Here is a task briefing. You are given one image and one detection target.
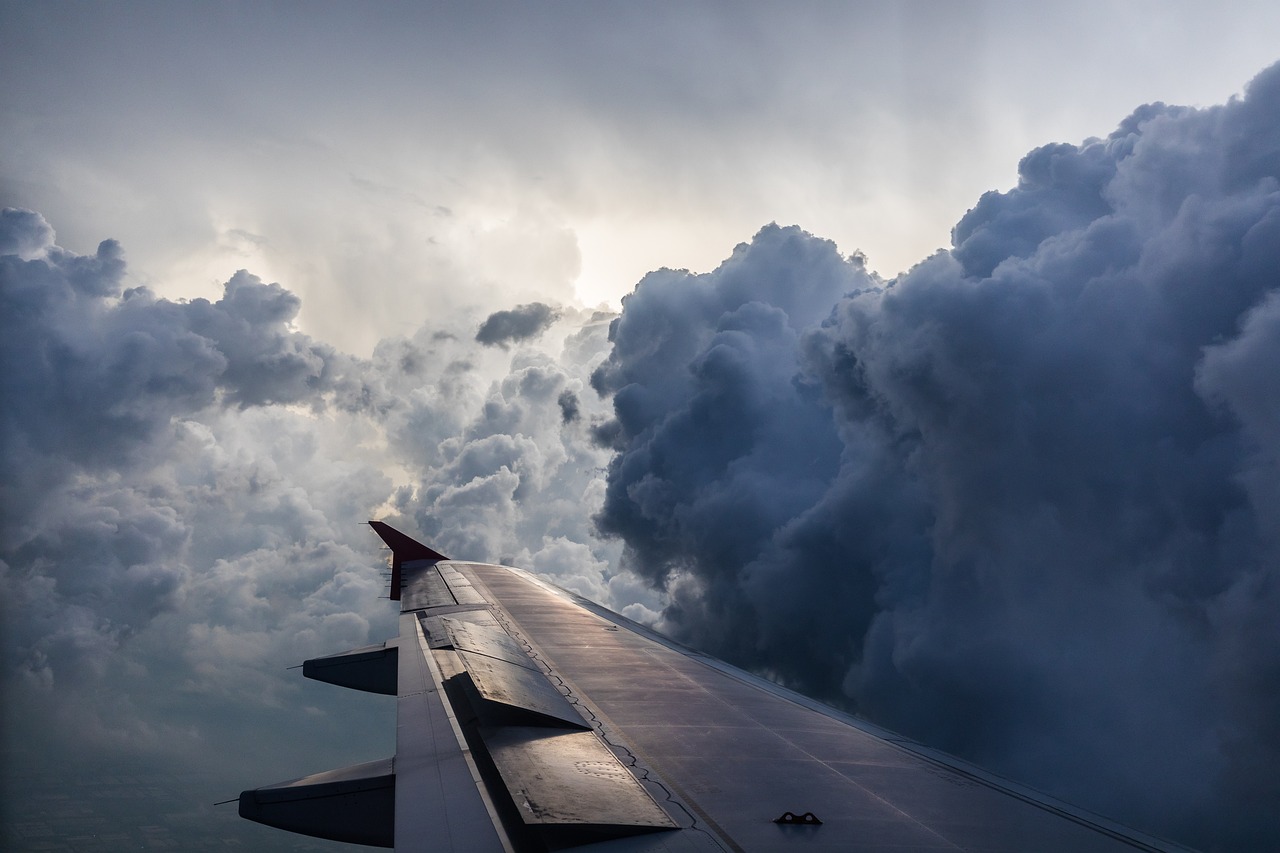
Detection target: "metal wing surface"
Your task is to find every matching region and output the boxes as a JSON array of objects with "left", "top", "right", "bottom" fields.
[{"left": 239, "top": 522, "right": 1193, "bottom": 852}]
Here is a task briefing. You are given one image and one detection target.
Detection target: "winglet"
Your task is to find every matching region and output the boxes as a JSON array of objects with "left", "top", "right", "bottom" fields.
[{"left": 368, "top": 520, "right": 448, "bottom": 601}]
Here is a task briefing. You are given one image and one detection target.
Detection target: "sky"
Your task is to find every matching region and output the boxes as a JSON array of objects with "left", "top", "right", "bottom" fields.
[{"left": 3, "top": 2, "right": 1280, "bottom": 851}]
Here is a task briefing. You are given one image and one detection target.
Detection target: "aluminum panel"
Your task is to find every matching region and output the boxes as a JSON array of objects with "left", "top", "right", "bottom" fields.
[
  {"left": 443, "top": 617, "right": 537, "bottom": 670},
  {"left": 439, "top": 563, "right": 488, "bottom": 605},
  {"left": 481, "top": 727, "right": 676, "bottom": 832},
  {"left": 400, "top": 564, "right": 454, "bottom": 611},
  {"left": 421, "top": 611, "right": 499, "bottom": 650},
  {"left": 457, "top": 649, "right": 589, "bottom": 729}
]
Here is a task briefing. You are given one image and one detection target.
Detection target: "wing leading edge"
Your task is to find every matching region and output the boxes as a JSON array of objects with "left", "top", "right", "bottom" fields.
[{"left": 238, "top": 521, "right": 1193, "bottom": 853}]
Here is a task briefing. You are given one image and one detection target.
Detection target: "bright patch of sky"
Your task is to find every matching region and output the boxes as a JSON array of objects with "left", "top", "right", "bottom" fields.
[{"left": 4, "top": 2, "right": 1279, "bottom": 354}]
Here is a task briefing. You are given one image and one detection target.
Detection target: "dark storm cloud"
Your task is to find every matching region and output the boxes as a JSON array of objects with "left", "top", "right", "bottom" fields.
[
  {"left": 0, "top": 212, "right": 357, "bottom": 485},
  {"left": 475, "top": 301, "right": 560, "bottom": 348},
  {"left": 0, "top": 207, "right": 55, "bottom": 258},
  {"left": 590, "top": 223, "right": 868, "bottom": 608},
  {"left": 591, "top": 65, "right": 1280, "bottom": 851},
  {"left": 557, "top": 388, "right": 581, "bottom": 423}
]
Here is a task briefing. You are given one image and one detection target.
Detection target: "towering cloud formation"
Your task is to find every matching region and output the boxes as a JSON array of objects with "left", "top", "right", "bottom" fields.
[
  {"left": 589, "top": 225, "right": 870, "bottom": 680},
  {"left": 591, "top": 64, "right": 1280, "bottom": 850}
]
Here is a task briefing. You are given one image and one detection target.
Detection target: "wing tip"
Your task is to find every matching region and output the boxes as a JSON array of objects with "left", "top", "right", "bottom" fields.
[{"left": 367, "top": 519, "right": 449, "bottom": 563}]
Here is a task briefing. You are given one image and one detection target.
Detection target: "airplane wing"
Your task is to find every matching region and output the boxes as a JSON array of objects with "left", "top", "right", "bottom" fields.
[{"left": 238, "top": 521, "right": 1192, "bottom": 852}]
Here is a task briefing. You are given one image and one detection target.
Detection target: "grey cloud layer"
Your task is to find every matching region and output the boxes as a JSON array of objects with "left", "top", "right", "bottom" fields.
[{"left": 590, "top": 64, "right": 1280, "bottom": 850}]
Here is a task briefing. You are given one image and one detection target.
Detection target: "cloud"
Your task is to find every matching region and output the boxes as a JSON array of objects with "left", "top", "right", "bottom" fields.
[
  {"left": 588, "top": 225, "right": 868, "bottom": 638},
  {"left": 399, "top": 334, "right": 618, "bottom": 570},
  {"left": 5, "top": 58, "right": 1280, "bottom": 853},
  {"left": 589, "top": 63, "right": 1280, "bottom": 851},
  {"left": 0, "top": 207, "right": 55, "bottom": 259},
  {"left": 0, "top": 211, "right": 638, "bottom": 851},
  {"left": 475, "top": 301, "right": 562, "bottom": 348},
  {"left": 0, "top": 212, "right": 406, "bottom": 849},
  {"left": 0, "top": 213, "right": 619, "bottom": 719}
]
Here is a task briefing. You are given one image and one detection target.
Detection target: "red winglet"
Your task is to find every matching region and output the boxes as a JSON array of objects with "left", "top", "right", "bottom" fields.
[{"left": 368, "top": 520, "right": 448, "bottom": 601}]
